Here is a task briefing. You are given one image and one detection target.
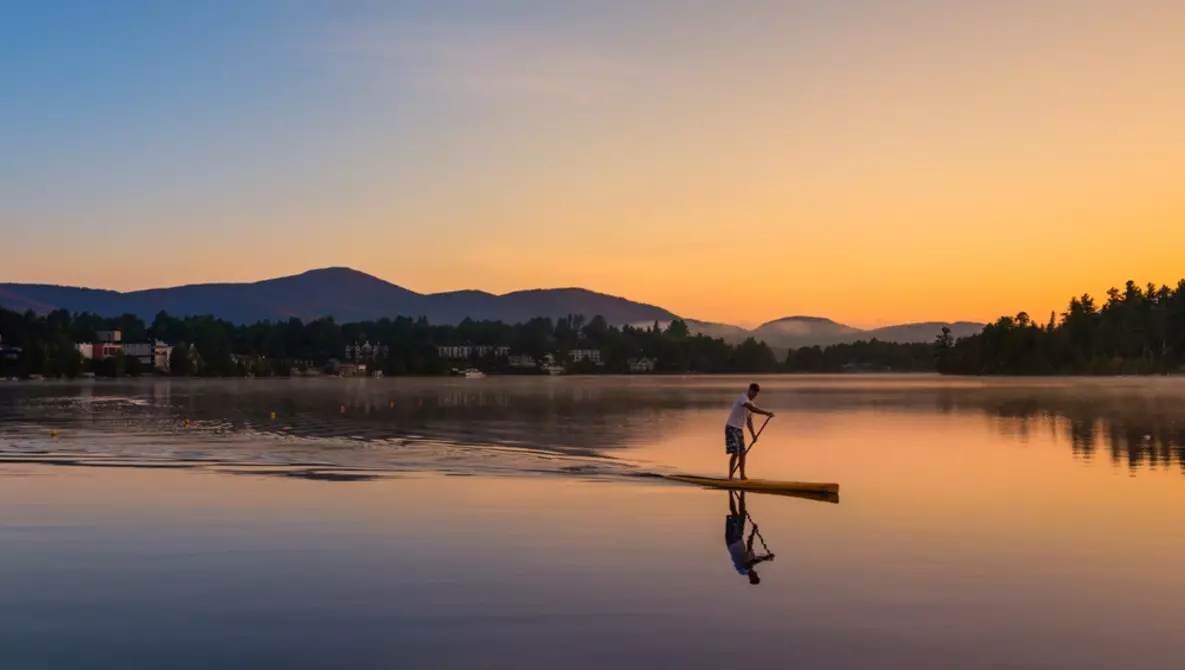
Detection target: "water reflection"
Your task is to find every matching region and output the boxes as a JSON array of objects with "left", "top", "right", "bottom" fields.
[
  {"left": 1, "top": 376, "right": 1184, "bottom": 475},
  {"left": 939, "top": 386, "right": 1185, "bottom": 472},
  {"left": 724, "top": 492, "right": 776, "bottom": 585}
]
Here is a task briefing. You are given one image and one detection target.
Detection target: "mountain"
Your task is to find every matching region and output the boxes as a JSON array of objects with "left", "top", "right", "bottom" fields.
[
  {"left": 700, "top": 316, "right": 983, "bottom": 351},
  {"left": 752, "top": 316, "right": 861, "bottom": 347},
  {"left": 640, "top": 316, "right": 984, "bottom": 349},
  {"left": 0, "top": 268, "right": 678, "bottom": 327},
  {"left": 0, "top": 267, "right": 985, "bottom": 346},
  {"left": 866, "top": 321, "right": 984, "bottom": 344}
]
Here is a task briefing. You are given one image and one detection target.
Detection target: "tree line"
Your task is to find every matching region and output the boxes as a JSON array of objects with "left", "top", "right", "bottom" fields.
[
  {"left": 0, "top": 308, "right": 787, "bottom": 378},
  {"left": 0, "top": 306, "right": 941, "bottom": 379},
  {"left": 936, "top": 280, "right": 1185, "bottom": 375}
]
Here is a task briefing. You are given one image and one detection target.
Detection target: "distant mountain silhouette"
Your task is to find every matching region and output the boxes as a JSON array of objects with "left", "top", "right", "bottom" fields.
[
  {"left": 0, "top": 268, "right": 678, "bottom": 326},
  {"left": 0, "top": 267, "right": 985, "bottom": 346},
  {"left": 671, "top": 316, "right": 983, "bottom": 350},
  {"left": 742, "top": 316, "right": 982, "bottom": 350}
]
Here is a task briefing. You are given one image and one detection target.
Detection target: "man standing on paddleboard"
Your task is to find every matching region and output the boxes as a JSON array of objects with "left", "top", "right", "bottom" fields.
[
  {"left": 726, "top": 491, "right": 775, "bottom": 585},
  {"left": 726, "top": 382, "right": 774, "bottom": 479}
]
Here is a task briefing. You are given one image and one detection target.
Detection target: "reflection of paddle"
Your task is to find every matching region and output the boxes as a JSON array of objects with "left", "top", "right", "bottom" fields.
[{"left": 745, "top": 510, "right": 773, "bottom": 558}]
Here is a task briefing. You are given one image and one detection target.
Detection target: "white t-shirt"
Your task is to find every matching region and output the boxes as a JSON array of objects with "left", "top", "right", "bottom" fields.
[{"left": 726, "top": 393, "right": 752, "bottom": 429}]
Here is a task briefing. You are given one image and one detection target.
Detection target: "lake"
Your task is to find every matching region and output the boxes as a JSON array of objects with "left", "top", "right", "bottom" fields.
[{"left": 1, "top": 375, "right": 1183, "bottom": 669}]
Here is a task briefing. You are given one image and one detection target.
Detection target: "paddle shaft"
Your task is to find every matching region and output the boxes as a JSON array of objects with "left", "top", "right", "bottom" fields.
[{"left": 744, "top": 415, "right": 772, "bottom": 456}]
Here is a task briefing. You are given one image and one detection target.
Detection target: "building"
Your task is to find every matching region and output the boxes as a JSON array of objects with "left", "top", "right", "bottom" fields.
[
  {"left": 569, "top": 349, "right": 603, "bottom": 365},
  {"left": 95, "top": 330, "right": 122, "bottom": 343},
  {"left": 628, "top": 357, "right": 657, "bottom": 373},
  {"left": 437, "top": 345, "right": 472, "bottom": 360},
  {"left": 508, "top": 355, "right": 536, "bottom": 369},
  {"left": 80, "top": 341, "right": 123, "bottom": 360},
  {"left": 437, "top": 345, "right": 510, "bottom": 360},
  {"left": 345, "top": 341, "right": 389, "bottom": 361},
  {"left": 96, "top": 342, "right": 122, "bottom": 359},
  {"left": 123, "top": 341, "right": 173, "bottom": 371}
]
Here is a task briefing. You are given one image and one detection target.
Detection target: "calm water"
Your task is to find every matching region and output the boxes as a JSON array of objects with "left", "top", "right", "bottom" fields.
[{"left": 1, "top": 376, "right": 1183, "bottom": 669}]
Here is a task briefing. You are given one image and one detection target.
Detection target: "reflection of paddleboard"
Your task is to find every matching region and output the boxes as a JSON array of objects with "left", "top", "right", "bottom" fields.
[{"left": 664, "top": 474, "right": 839, "bottom": 496}]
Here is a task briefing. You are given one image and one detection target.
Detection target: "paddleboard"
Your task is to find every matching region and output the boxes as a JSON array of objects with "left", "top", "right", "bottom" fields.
[{"left": 664, "top": 474, "right": 839, "bottom": 496}]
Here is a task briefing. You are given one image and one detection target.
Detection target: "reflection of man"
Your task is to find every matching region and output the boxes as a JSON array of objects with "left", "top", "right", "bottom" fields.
[
  {"left": 725, "top": 492, "right": 775, "bottom": 585},
  {"left": 726, "top": 383, "right": 774, "bottom": 479}
]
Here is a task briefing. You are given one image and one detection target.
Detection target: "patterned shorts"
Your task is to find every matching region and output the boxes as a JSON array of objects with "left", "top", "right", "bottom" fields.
[{"left": 725, "top": 426, "right": 745, "bottom": 454}]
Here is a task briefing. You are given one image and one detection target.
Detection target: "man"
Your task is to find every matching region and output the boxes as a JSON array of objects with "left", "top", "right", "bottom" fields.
[
  {"left": 726, "top": 382, "right": 774, "bottom": 479},
  {"left": 725, "top": 491, "right": 775, "bottom": 585}
]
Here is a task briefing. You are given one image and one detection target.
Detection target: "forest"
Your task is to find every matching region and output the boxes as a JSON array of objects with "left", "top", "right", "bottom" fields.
[{"left": 936, "top": 280, "right": 1185, "bottom": 375}]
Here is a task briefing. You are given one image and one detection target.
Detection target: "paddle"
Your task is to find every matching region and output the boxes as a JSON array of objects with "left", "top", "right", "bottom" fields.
[{"left": 744, "top": 415, "right": 772, "bottom": 456}]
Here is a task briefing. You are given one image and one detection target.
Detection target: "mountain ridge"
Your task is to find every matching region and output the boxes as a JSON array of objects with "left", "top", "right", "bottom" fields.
[{"left": 0, "top": 267, "right": 984, "bottom": 347}]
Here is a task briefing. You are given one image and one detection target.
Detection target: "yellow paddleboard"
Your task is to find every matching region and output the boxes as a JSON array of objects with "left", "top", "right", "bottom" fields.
[{"left": 664, "top": 474, "right": 839, "bottom": 496}]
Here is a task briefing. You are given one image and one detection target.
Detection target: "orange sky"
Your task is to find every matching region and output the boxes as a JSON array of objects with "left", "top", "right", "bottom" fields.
[{"left": 3, "top": 1, "right": 1184, "bottom": 328}]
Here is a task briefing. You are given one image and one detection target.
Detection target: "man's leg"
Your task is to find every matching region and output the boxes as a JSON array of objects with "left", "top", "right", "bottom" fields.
[{"left": 738, "top": 446, "right": 747, "bottom": 479}]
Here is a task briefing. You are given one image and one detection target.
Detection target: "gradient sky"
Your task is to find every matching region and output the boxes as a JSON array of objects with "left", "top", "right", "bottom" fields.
[{"left": 2, "top": 1, "right": 1183, "bottom": 328}]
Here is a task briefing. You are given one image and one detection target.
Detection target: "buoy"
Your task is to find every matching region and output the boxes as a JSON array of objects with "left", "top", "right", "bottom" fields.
[
  {"left": 184, "top": 418, "right": 191, "bottom": 426},
  {"left": 389, "top": 401, "right": 395, "bottom": 408},
  {"left": 269, "top": 411, "right": 276, "bottom": 420},
  {"left": 50, "top": 430, "right": 58, "bottom": 438},
  {"left": 340, "top": 405, "right": 346, "bottom": 414}
]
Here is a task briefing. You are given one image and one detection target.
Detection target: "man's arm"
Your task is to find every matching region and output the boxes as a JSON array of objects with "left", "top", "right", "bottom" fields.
[
  {"left": 747, "top": 413, "right": 756, "bottom": 439},
  {"left": 743, "top": 402, "right": 774, "bottom": 417}
]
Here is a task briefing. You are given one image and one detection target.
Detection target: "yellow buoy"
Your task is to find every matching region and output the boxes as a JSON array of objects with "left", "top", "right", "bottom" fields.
[
  {"left": 183, "top": 418, "right": 191, "bottom": 426},
  {"left": 50, "top": 430, "right": 58, "bottom": 438},
  {"left": 269, "top": 411, "right": 276, "bottom": 420},
  {"left": 389, "top": 401, "right": 395, "bottom": 408}
]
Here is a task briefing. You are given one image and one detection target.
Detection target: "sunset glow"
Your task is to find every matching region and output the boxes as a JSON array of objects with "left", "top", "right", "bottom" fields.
[{"left": 3, "top": 1, "right": 1183, "bottom": 328}]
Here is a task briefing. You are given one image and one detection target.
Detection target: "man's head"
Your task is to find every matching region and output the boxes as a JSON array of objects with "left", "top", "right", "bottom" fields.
[
  {"left": 747, "top": 382, "right": 760, "bottom": 400},
  {"left": 748, "top": 570, "right": 761, "bottom": 585}
]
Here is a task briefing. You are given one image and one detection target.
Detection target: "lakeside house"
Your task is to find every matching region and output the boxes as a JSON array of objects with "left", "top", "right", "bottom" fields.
[
  {"left": 628, "top": 357, "right": 657, "bottom": 373},
  {"left": 76, "top": 330, "right": 173, "bottom": 372},
  {"left": 77, "top": 329, "right": 123, "bottom": 361},
  {"left": 437, "top": 345, "right": 510, "bottom": 360},
  {"left": 123, "top": 341, "right": 173, "bottom": 372},
  {"left": 569, "top": 349, "right": 603, "bottom": 365},
  {"left": 345, "top": 341, "right": 389, "bottom": 361},
  {"left": 508, "top": 355, "right": 536, "bottom": 369}
]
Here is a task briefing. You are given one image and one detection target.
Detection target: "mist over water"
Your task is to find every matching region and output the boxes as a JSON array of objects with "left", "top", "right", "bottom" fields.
[{"left": 2, "top": 376, "right": 1182, "bottom": 475}]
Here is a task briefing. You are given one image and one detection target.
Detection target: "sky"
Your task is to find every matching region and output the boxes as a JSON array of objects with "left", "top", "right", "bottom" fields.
[{"left": 2, "top": 1, "right": 1184, "bottom": 328}]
